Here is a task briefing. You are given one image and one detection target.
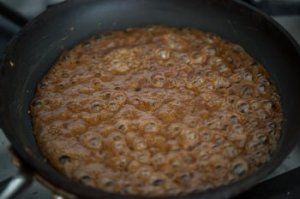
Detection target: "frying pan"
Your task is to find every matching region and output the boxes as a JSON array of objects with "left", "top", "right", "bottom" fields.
[{"left": 1, "top": 0, "right": 300, "bottom": 198}]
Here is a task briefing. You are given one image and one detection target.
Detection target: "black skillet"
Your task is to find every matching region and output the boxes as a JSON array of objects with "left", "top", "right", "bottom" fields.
[{"left": 0, "top": 0, "right": 300, "bottom": 198}]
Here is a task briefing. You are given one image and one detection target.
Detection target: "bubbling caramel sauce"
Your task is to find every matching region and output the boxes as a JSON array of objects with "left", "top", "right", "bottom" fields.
[{"left": 31, "top": 26, "right": 282, "bottom": 196}]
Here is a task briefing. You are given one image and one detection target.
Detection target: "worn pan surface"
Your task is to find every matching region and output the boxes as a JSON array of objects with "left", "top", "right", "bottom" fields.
[{"left": 1, "top": 0, "right": 300, "bottom": 198}]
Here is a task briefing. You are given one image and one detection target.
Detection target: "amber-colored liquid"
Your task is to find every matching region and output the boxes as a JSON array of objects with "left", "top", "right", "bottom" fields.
[{"left": 31, "top": 26, "right": 282, "bottom": 196}]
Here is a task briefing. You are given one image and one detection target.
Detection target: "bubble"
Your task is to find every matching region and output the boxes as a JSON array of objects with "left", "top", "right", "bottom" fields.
[
  {"left": 67, "top": 121, "right": 87, "bottom": 134},
  {"left": 243, "top": 72, "right": 253, "bottom": 81},
  {"left": 175, "top": 172, "right": 193, "bottom": 184},
  {"left": 115, "top": 120, "right": 130, "bottom": 132},
  {"left": 135, "top": 151, "right": 151, "bottom": 163},
  {"left": 230, "top": 115, "right": 239, "bottom": 124},
  {"left": 157, "top": 49, "right": 170, "bottom": 60},
  {"left": 101, "top": 178, "right": 114, "bottom": 188},
  {"left": 145, "top": 135, "right": 166, "bottom": 150},
  {"left": 227, "top": 95, "right": 239, "bottom": 105},
  {"left": 91, "top": 79, "right": 102, "bottom": 90},
  {"left": 151, "top": 73, "right": 166, "bottom": 88},
  {"left": 179, "top": 129, "right": 199, "bottom": 149},
  {"left": 256, "top": 133, "right": 267, "bottom": 143},
  {"left": 114, "top": 86, "right": 121, "bottom": 90},
  {"left": 233, "top": 45, "right": 245, "bottom": 53},
  {"left": 32, "top": 100, "right": 42, "bottom": 107},
  {"left": 101, "top": 91, "right": 112, "bottom": 100},
  {"left": 214, "top": 164, "right": 227, "bottom": 177},
  {"left": 191, "top": 52, "right": 207, "bottom": 65},
  {"left": 267, "top": 122, "right": 276, "bottom": 132},
  {"left": 67, "top": 101, "right": 83, "bottom": 113},
  {"left": 98, "top": 110, "right": 114, "bottom": 121},
  {"left": 209, "top": 57, "right": 223, "bottom": 65},
  {"left": 108, "top": 131, "right": 124, "bottom": 141},
  {"left": 70, "top": 73, "right": 91, "bottom": 84},
  {"left": 95, "top": 70, "right": 114, "bottom": 82},
  {"left": 227, "top": 56, "right": 233, "bottom": 63},
  {"left": 79, "top": 131, "right": 100, "bottom": 147},
  {"left": 58, "top": 155, "right": 71, "bottom": 164},
  {"left": 228, "top": 125, "right": 246, "bottom": 143},
  {"left": 90, "top": 101, "right": 104, "bottom": 112},
  {"left": 125, "top": 131, "right": 137, "bottom": 143},
  {"left": 109, "top": 59, "right": 130, "bottom": 74},
  {"left": 132, "top": 137, "right": 147, "bottom": 150},
  {"left": 186, "top": 131, "right": 198, "bottom": 141},
  {"left": 233, "top": 125, "right": 243, "bottom": 134},
  {"left": 149, "top": 100, "right": 162, "bottom": 111},
  {"left": 214, "top": 134, "right": 225, "bottom": 146},
  {"left": 112, "top": 140, "right": 128, "bottom": 153},
  {"left": 167, "top": 140, "right": 180, "bottom": 151},
  {"left": 200, "top": 131, "right": 211, "bottom": 142},
  {"left": 193, "top": 182, "right": 214, "bottom": 193},
  {"left": 152, "top": 179, "right": 164, "bottom": 186},
  {"left": 250, "top": 130, "right": 268, "bottom": 148},
  {"left": 136, "top": 166, "right": 153, "bottom": 179},
  {"left": 79, "top": 175, "right": 91, "bottom": 185},
  {"left": 166, "top": 152, "right": 183, "bottom": 169},
  {"left": 251, "top": 61, "right": 259, "bottom": 67},
  {"left": 257, "top": 75, "right": 270, "bottom": 86},
  {"left": 167, "top": 123, "right": 184, "bottom": 138},
  {"left": 144, "top": 121, "right": 160, "bottom": 133},
  {"left": 237, "top": 102, "right": 249, "bottom": 113},
  {"left": 246, "top": 138, "right": 267, "bottom": 156},
  {"left": 223, "top": 145, "right": 239, "bottom": 158},
  {"left": 250, "top": 101, "right": 260, "bottom": 111},
  {"left": 107, "top": 101, "right": 120, "bottom": 112},
  {"left": 241, "top": 86, "right": 253, "bottom": 97},
  {"left": 122, "top": 184, "right": 134, "bottom": 194},
  {"left": 112, "top": 155, "right": 129, "bottom": 170},
  {"left": 113, "top": 92, "right": 127, "bottom": 104},
  {"left": 205, "top": 47, "right": 217, "bottom": 56},
  {"left": 214, "top": 76, "right": 230, "bottom": 89},
  {"left": 131, "top": 96, "right": 141, "bottom": 106},
  {"left": 231, "top": 159, "right": 248, "bottom": 177},
  {"left": 134, "top": 87, "right": 142, "bottom": 92},
  {"left": 207, "top": 32, "right": 218, "bottom": 40},
  {"left": 85, "top": 137, "right": 102, "bottom": 150},
  {"left": 257, "top": 84, "right": 265, "bottom": 93},
  {"left": 151, "top": 153, "right": 166, "bottom": 167},
  {"left": 218, "top": 63, "right": 228, "bottom": 72},
  {"left": 81, "top": 112, "right": 101, "bottom": 125},
  {"left": 263, "top": 100, "right": 275, "bottom": 112},
  {"left": 38, "top": 81, "right": 47, "bottom": 89},
  {"left": 256, "top": 109, "right": 267, "bottom": 120},
  {"left": 194, "top": 142, "right": 214, "bottom": 156},
  {"left": 186, "top": 75, "right": 204, "bottom": 90},
  {"left": 184, "top": 115, "right": 199, "bottom": 128},
  {"left": 127, "top": 160, "right": 141, "bottom": 172},
  {"left": 178, "top": 53, "right": 190, "bottom": 64},
  {"left": 229, "top": 73, "right": 242, "bottom": 83}
]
